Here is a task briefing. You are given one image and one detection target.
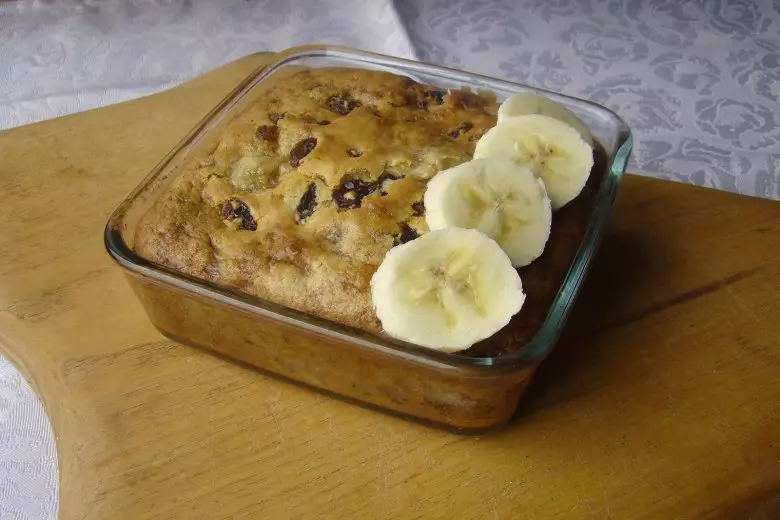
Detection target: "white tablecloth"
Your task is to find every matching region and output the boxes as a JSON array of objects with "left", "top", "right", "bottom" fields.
[{"left": 1, "top": 1, "right": 779, "bottom": 517}]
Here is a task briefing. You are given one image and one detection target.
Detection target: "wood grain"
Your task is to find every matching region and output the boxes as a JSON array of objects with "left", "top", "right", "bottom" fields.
[{"left": 0, "top": 52, "right": 778, "bottom": 520}]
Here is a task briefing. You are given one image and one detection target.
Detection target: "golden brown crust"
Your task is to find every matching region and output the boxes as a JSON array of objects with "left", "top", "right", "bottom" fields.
[{"left": 134, "top": 67, "right": 498, "bottom": 332}]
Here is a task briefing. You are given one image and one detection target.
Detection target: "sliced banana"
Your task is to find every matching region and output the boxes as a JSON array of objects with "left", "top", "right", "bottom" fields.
[
  {"left": 370, "top": 228, "right": 525, "bottom": 352},
  {"left": 474, "top": 114, "right": 594, "bottom": 210},
  {"left": 424, "top": 158, "right": 551, "bottom": 267},
  {"left": 497, "top": 92, "right": 593, "bottom": 145}
]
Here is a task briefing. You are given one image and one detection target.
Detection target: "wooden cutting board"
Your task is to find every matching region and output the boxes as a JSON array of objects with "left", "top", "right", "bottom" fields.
[{"left": 0, "top": 52, "right": 778, "bottom": 520}]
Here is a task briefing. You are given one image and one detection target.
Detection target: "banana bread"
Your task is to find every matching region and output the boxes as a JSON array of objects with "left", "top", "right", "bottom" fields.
[{"left": 133, "top": 66, "right": 604, "bottom": 357}]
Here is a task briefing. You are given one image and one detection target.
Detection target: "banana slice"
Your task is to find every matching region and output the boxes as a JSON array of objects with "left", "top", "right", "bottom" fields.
[
  {"left": 424, "top": 158, "right": 551, "bottom": 267},
  {"left": 370, "top": 228, "right": 525, "bottom": 352},
  {"left": 497, "top": 92, "right": 593, "bottom": 145},
  {"left": 474, "top": 114, "right": 594, "bottom": 210}
]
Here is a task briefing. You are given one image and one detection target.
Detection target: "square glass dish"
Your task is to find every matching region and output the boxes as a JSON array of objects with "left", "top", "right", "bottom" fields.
[{"left": 104, "top": 44, "right": 632, "bottom": 433}]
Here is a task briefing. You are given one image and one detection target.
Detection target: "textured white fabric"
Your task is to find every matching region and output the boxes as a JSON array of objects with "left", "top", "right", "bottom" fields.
[
  {"left": 0, "top": 354, "right": 57, "bottom": 520},
  {"left": 1, "top": 1, "right": 779, "bottom": 518},
  {"left": 0, "top": 0, "right": 418, "bottom": 129}
]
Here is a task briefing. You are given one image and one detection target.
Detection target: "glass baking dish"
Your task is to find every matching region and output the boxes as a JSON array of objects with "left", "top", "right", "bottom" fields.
[{"left": 104, "top": 44, "right": 632, "bottom": 433}]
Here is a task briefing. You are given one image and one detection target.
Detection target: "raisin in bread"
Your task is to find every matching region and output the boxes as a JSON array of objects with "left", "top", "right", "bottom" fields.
[{"left": 134, "top": 67, "right": 498, "bottom": 332}]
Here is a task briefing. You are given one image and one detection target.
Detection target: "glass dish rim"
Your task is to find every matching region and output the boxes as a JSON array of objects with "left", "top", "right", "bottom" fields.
[{"left": 104, "top": 43, "right": 633, "bottom": 370}]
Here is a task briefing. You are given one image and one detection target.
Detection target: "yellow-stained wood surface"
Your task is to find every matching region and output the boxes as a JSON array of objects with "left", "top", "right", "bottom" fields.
[{"left": 0, "top": 53, "right": 778, "bottom": 520}]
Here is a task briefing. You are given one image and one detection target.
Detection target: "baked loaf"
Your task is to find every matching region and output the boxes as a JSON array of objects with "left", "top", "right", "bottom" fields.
[{"left": 134, "top": 67, "right": 500, "bottom": 334}]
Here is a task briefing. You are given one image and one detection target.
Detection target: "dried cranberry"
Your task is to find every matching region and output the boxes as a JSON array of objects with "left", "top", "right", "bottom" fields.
[
  {"left": 327, "top": 94, "right": 361, "bottom": 115},
  {"left": 238, "top": 217, "right": 257, "bottom": 231},
  {"left": 447, "top": 121, "right": 474, "bottom": 138},
  {"left": 424, "top": 90, "right": 446, "bottom": 106},
  {"left": 332, "top": 171, "right": 405, "bottom": 208},
  {"left": 411, "top": 201, "right": 425, "bottom": 216},
  {"left": 296, "top": 183, "right": 317, "bottom": 222},
  {"left": 332, "top": 177, "right": 377, "bottom": 209},
  {"left": 256, "top": 125, "right": 278, "bottom": 142},
  {"left": 220, "top": 199, "right": 257, "bottom": 231},
  {"left": 289, "top": 137, "right": 317, "bottom": 167},
  {"left": 395, "top": 222, "right": 419, "bottom": 245},
  {"left": 347, "top": 148, "right": 362, "bottom": 157}
]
